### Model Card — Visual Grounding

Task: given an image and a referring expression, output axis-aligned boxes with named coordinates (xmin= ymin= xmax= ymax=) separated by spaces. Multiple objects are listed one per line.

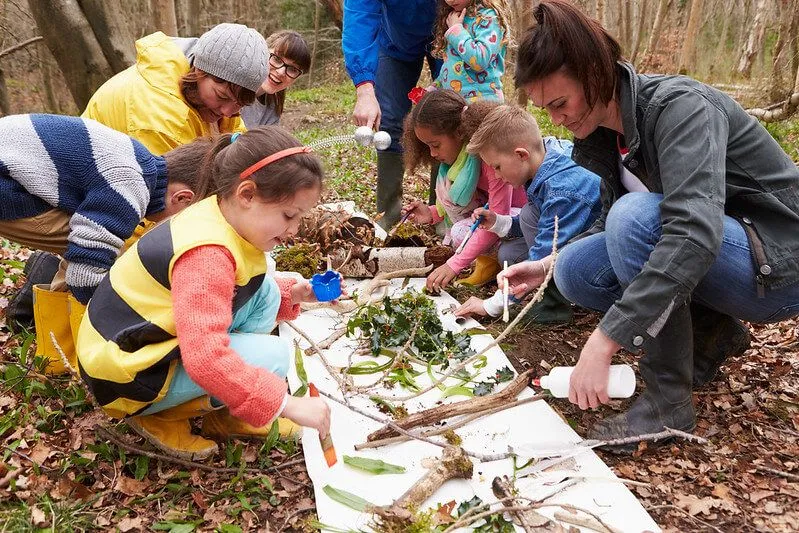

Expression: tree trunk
xmin=28 ymin=0 xmax=115 ymax=111
xmin=644 ymin=0 xmax=670 ymax=63
xmin=80 ymin=0 xmax=136 ymax=72
xmin=630 ymin=0 xmax=649 ymax=64
xmin=308 ymin=0 xmax=322 ymax=89
xmin=738 ymin=0 xmax=768 ymax=78
xmin=596 ymin=0 xmax=606 ymax=26
xmin=319 ymin=0 xmax=343 ymax=30
xmin=621 ymin=0 xmax=632 ymax=52
xmin=39 ymin=42 xmax=60 ymax=113
xmin=0 ymin=68 xmax=9 ymax=116
xmin=770 ymin=0 xmax=792 ymax=97
xmin=185 ymin=0 xmax=202 ymax=36
xmin=515 ymin=0 xmax=535 ymax=106
xmin=150 ymin=0 xmax=178 ymax=35
xmin=678 ymin=0 xmax=704 ymax=74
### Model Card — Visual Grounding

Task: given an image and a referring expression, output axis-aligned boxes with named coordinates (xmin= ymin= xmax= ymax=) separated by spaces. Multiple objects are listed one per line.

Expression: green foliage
xmin=323 ymin=485 xmax=375 ymax=512
xmin=0 ymin=494 xmax=100 ymax=532
xmin=343 ymin=455 xmax=406 ymax=475
xmin=472 ymin=365 xmax=515 ymax=397
xmin=293 ymin=341 xmax=309 ymax=397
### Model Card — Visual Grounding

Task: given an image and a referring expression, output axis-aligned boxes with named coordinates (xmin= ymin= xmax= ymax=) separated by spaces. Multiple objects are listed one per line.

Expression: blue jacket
xmin=508 ymin=137 xmax=602 ymax=261
xmin=342 ymin=0 xmax=437 ymax=86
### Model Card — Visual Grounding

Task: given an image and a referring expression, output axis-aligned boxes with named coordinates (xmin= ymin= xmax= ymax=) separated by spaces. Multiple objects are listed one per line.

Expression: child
xmin=241 ymin=31 xmax=311 ymax=128
xmin=454 ymin=105 xmax=602 ymax=323
xmin=0 ymin=114 xmax=213 ymax=373
xmin=401 ymin=90 xmax=527 ymax=290
xmin=76 ymin=126 xmax=330 ymax=460
xmin=432 ymin=0 xmax=510 ymax=102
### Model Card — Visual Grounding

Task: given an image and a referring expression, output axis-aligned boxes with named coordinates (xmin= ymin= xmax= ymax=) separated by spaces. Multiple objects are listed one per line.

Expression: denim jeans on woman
xmin=555 ymin=192 xmax=799 ymax=325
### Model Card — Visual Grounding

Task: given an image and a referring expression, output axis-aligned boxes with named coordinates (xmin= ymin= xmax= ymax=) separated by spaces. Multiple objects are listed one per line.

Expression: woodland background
xmin=0 ymin=1 xmax=798 ymax=532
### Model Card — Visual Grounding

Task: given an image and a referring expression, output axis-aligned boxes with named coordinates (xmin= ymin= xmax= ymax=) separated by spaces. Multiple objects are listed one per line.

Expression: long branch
xmin=0 ymin=36 xmax=43 ymax=59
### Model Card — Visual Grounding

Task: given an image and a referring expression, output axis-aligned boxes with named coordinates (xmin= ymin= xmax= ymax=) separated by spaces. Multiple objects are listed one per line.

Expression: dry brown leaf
xmin=764 ymin=501 xmax=784 ymax=514
xmin=50 ymin=477 xmax=93 ymax=501
xmin=114 ymin=475 xmax=149 ymax=497
xmin=712 ymin=483 xmax=732 ymax=501
xmin=30 ymin=505 xmax=48 ymax=527
xmin=117 ymin=516 xmax=144 ymax=532
xmin=750 ymin=490 xmax=776 ymax=503
xmin=28 ymin=442 xmax=52 ymax=465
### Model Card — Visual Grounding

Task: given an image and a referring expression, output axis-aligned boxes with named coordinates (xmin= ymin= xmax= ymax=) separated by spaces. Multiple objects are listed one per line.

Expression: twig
xmin=442 ymin=501 xmax=620 ymax=533
xmin=553 ymin=510 xmax=619 ymax=533
xmin=1 ymin=445 xmax=54 ymax=472
xmin=583 ymin=427 xmax=708 ymax=448
xmin=95 ymin=425 xmax=305 ymax=474
xmin=306 ymin=327 xmax=347 ymax=354
xmin=355 ymin=395 xmax=542 ymax=450
xmin=0 ymin=36 xmax=43 ymax=59
xmin=349 ymin=318 xmax=422 ymax=393
xmin=646 ymin=504 xmax=726 ymax=533
xmin=755 ymin=465 xmax=799 ymax=482
xmin=0 ymin=466 xmax=22 ymax=490
xmin=287 ymin=322 xmax=348 ymax=391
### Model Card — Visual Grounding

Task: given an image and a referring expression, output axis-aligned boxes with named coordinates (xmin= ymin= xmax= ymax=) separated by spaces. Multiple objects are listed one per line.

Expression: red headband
xmin=239 ymin=146 xmax=313 ymax=180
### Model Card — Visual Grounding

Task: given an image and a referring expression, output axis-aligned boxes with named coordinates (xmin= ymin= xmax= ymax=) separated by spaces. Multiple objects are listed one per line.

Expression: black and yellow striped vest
xmin=76 ymin=196 xmax=267 ymax=418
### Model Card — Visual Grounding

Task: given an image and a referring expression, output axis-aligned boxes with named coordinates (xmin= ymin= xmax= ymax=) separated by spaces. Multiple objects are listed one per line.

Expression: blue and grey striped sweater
xmin=0 ymin=114 xmax=168 ymax=303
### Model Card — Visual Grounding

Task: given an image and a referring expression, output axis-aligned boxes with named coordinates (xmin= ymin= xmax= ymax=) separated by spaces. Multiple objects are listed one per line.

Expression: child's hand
xmin=402 ymin=200 xmax=433 ymax=224
xmin=290 ymin=280 xmax=317 ymax=304
xmin=282 ymin=395 xmax=331 ymax=439
xmin=426 ymin=263 xmax=458 ymax=292
xmin=472 ymin=207 xmax=496 ymax=230
xmin=454 ymin=296 xmax=488 ymax=317
xmin=446 ymin=9 xmax=466 ymax=29
xmin=498 ymin=260 xmax=547 ymax=298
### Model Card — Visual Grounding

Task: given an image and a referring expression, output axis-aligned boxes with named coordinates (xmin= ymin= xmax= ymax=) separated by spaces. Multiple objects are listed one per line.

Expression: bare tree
xmin=151 ymin=0 xmax=178 ymax=35
xmin=630 ymin=0 xmax=649 ymax=64
xmin=596 ymin=0 xmax=606 ymax=26
xmin=769 ymin=0 xmax=795 ymax=96
xmin=642 ymin=0 xmax=670 ymax=66
xmin=186 ymin=0 xmax=202 ymax=36
xmin=319 ymin=0 xmax=343 ymax=30
xmin=737 ymin=0 xmax=769 ymax=78
xmin=28 ymin=0 xmax=134 ymax=110
xmin=0 ymin=68 xmax=9 ymax=116
xmin=678 ymin=0 xmax=704 ymax=74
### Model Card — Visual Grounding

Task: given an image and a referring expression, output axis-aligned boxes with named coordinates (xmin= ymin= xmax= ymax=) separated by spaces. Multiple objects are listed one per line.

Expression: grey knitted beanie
xmin=193 ymin=23 xmax=269 ymax=92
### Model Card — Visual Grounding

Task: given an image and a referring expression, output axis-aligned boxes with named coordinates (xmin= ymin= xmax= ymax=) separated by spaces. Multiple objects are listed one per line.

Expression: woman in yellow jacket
xmin=82 ymin=23 xmax=268 ymax=156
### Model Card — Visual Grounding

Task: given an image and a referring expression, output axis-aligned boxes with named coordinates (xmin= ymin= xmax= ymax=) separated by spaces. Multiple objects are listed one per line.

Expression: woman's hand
xmin=454 ymin=296 xmax=488 ymax=317
xmin=282 ymin=395 xmax=331 ymax=439
xmin=402 ymin=200 xmax=433 ymax=224
xmin=426 ymin=263 xmax=458 ymax=291
xmin=446 ymin=9 xmax=466 ymax=29
xmin=497 ymin=259 xmax=548 ymax=298
xmin=568 ymin=328 xmax=621 ymax=410
xmin=471 ymin=207 xmax=496 ymax=230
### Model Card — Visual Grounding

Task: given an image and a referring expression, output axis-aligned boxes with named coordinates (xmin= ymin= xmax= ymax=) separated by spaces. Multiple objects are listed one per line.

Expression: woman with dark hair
xmin=241 ymin=31 xmax=311 ymax=128
xmin=500 ymin=0 xmax=799 ymax=450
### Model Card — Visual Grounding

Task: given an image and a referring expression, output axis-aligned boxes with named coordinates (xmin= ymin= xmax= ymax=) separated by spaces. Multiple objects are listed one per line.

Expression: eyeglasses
xmin=269 ymin=54 xmax=303 ymax=79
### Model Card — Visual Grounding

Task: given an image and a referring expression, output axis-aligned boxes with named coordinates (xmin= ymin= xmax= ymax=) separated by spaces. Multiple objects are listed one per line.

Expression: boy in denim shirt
xmin=455 ymin=105 xmax=601 ymax=323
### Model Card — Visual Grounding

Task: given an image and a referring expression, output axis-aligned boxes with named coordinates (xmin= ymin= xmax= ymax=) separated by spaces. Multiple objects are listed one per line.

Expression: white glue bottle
xmin=538 ymin=364 xmax=636 ymax=398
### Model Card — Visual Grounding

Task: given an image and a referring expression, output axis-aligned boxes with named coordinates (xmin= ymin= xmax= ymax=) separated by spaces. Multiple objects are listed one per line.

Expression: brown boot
xmin=128 ymin=397 xmax=218 ymax=460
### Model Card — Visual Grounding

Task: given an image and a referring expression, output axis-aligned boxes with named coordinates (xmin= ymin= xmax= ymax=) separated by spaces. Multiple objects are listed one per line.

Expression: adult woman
xmin=502 ymin=0 xmax=799 ymax=449
xmin=83 ymin=23 xmax=268 ymax=155
xmin=241 ymin=31 xmax=311 ymax=128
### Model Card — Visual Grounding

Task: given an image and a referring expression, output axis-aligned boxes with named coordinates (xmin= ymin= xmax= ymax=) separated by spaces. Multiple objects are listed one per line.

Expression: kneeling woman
xmin=502 ymin=0 xmax=799 ymax=450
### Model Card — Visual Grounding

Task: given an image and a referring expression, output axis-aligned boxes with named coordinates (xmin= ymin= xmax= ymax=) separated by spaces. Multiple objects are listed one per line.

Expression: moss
xmin=442 ymin=429 xmax=462 ymax=446
xmin=273 ymin=244 xmax=322 ymax=278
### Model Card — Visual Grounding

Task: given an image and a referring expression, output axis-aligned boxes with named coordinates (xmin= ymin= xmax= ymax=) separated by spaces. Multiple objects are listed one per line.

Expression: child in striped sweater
xmin=77 ymin=126 xmax=330 ymax=460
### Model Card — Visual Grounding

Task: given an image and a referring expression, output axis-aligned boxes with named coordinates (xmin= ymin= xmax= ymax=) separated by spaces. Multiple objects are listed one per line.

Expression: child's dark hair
xmin=515 ymin=0 xmax=621 ymax=109
xmin=401 ymin=89 xmax=499 ymax=173
xmin=180 ymin=67 xmax=256 ymax=108
xmin=263 ymin=31 xmax=311 ymax=117
xmin=432 ymin=0 xmax=512 ymax=58
xmin=199 ymin=125 xmax=323 ymax=202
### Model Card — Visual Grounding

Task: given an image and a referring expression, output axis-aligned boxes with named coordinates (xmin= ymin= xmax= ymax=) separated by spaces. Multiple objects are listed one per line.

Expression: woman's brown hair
xmin=180 ymin=67 xmax=257 ymax=109
xmin=515 ymin=0 xmax=621 ymax=109
xmin=263 ymin=31 xmax=311 ymax=118
xmin=401 ymin=89 xmax=498 ymax=173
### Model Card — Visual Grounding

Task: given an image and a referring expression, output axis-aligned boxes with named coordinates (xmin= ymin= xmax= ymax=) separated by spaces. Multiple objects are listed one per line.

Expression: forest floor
xmin=0 ymin=83 xmax=797 ymax=532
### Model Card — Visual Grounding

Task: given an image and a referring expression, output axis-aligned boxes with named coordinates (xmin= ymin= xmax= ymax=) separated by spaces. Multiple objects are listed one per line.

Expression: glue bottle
xmin=537 ymin=364 xmax=636 ymax=398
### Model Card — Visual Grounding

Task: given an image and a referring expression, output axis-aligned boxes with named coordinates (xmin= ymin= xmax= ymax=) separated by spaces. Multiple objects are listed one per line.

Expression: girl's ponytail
xmin=163 ymin=134 xmax=233 ymax=200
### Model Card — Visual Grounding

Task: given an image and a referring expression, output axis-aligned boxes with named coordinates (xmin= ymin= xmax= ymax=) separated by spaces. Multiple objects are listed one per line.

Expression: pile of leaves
xmin=346 ymin=290 xmax=474 ymax=367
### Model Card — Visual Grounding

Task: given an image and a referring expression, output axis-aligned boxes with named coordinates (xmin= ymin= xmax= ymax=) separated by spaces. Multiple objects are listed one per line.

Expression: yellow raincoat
xmin=82 ymin=32 xmax=245 ymax=156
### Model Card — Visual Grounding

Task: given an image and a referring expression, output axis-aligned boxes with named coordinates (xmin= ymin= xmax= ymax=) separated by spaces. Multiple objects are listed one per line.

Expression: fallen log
xmin=367 ymin=369 xmax=536 ymax=442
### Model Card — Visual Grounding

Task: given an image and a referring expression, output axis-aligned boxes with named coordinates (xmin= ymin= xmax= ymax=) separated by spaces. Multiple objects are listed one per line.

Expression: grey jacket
xmin=572 ymin=62 xmax=799 ymax=352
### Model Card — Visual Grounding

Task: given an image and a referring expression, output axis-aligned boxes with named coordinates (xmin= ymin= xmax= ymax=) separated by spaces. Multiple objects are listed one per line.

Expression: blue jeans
xmin=141 ymin=276 xmax=291 ymax=414
xmin=376 ymin=50 xmax=441 ymax=153
xmin=555 ymin=192 xmax=799 ymax=324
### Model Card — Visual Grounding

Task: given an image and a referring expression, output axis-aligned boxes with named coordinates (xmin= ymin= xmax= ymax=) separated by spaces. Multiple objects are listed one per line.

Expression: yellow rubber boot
xmin=128 ymin=397 xmax=219 ymax=460
xmin=67 ymin=294 xmax=86 ymax=357
xmin=202 ymin=408 xmax=302 ymax=440
xmin=32 ymin=284 xmax=74 ymax=375
xmin=457 ymin=255 xmax=501 ymax=287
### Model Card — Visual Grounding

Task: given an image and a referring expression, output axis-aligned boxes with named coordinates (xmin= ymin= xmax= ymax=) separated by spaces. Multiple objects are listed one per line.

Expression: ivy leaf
xmin=323 ymin=485 xmax=375 ymax=512
xmin=473 ymin=381 xmax=496 ymax=397
xmin=493 ymin=366 xmax=515 ymax=384
xmin=457 ymin=495 xmax=483 ymax=517
xmin=343 ymin=455 xmax=406 ymax=475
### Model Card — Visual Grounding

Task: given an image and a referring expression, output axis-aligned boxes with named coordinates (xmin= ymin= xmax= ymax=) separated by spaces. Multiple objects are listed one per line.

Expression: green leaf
xmin=473 ymin=381 xmax=495 ymax=396
xmin=293 ymin=341 xmax=308 ymax=397
xmin=134 ymin=455 xmax=149 ymax=481
xmin=343 ymin=455 xmax=406 ymax=475
xmin=427 ymin=362 xmax=446 ymax=391
xmin=457 ymin=495 xmax=483 ymax=517
xmin=346 ymin=358 xmax=395 ymax=375
xmin=441 ymin=386 xmax=474 ymax=398
xmin=217 ymin=525 xmax=243 ymax=533
xmin=262 ymin=420 xmax=280 ymax=453
xmin=323 ymin=485 xmax=375 ymax=512
xmin=462 ymin=327 xmax=491 ymax=336
xmin=472 ymin=355 xmax=488 ymax=369
xmin=492 ymin=366 xmax=515 ymax=384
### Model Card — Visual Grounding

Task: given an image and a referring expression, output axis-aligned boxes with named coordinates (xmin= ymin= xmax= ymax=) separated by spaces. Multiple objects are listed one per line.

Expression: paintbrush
xmin=385 ymin=210 xmax=413 ymax=240
xmin=454 ymin=202 xmax=490 ymax=255
xmin=308 ymin=382 xmax=337 ymax=467
xmin=502 ymin=260 xmax=510 ymax=322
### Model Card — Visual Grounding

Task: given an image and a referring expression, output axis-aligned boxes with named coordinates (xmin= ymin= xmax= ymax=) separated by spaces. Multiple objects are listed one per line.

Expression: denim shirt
xmin=342 ymin=0 xmax=437 ymax=86
xmin=507 ymin=137 xmax=601 ymax=261
xmin=572 ymin=62 xmax=799 ymax=352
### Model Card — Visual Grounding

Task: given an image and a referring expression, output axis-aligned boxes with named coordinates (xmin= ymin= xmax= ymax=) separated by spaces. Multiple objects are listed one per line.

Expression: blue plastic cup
xmin=310 ymin=270 xmax=342 ymax=302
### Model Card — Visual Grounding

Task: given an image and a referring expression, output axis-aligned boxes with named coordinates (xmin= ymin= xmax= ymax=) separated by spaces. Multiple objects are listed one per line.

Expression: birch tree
xmin=678 ymin=0 xmax=704 ymax=74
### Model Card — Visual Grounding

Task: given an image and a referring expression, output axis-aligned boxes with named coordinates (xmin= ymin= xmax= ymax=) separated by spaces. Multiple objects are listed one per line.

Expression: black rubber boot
xmin=588 ymin=303 xmax=696 ymax=454
xmin=376 ymin=151 xmax=404 ymax=230
xmin=518 ymin=284 xmax=574 ymax=326
xmin=5 ymin=251 xmax=61 ymax=332
xmin=690 ymin=303 xmax=751 ymax=388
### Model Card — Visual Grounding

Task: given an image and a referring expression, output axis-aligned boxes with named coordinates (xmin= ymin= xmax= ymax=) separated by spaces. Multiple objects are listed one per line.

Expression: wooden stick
xmin=502 ymin=260 xmax=509 ymax=323
xmin=755 ymin=465 xmax=799 ymax=482
xmin=366 ymin=369 xmax=536 ymax=442
xmin=491 ymin=476 xmax=553 ymax=531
